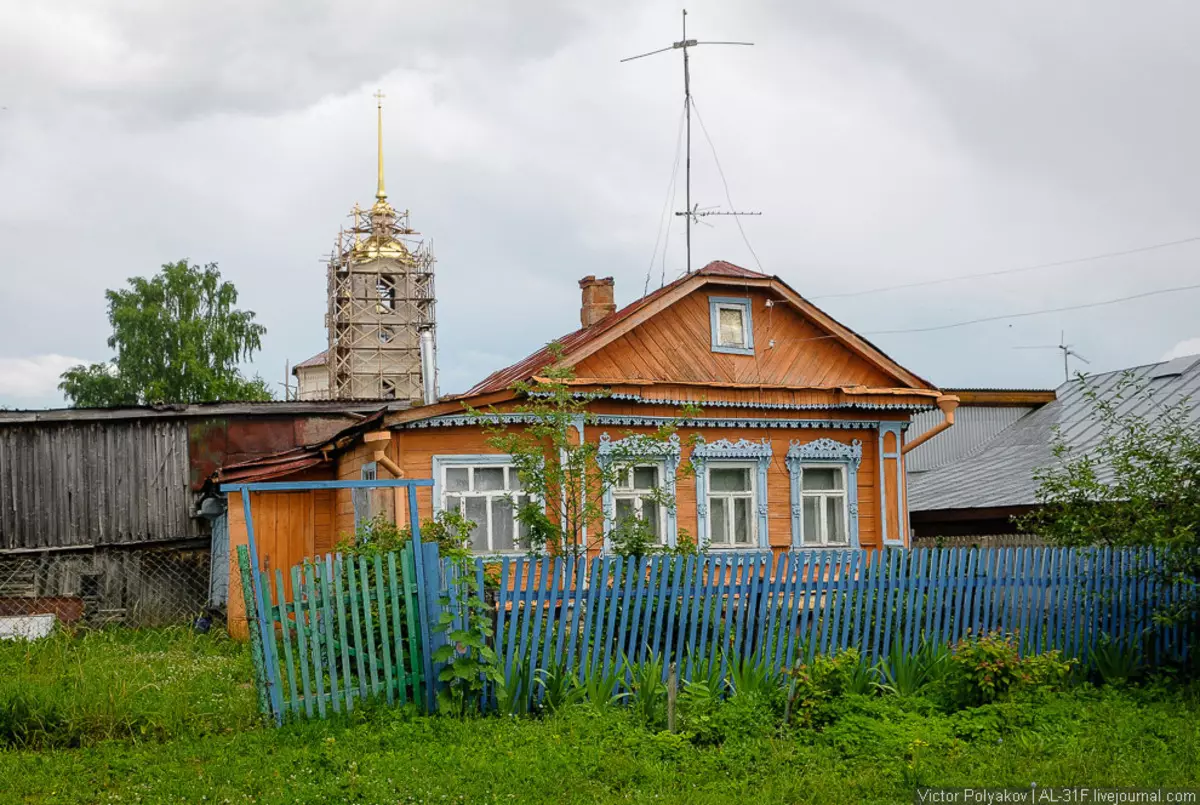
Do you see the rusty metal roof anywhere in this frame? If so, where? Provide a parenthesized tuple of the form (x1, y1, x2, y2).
(292, 350, 328, 371)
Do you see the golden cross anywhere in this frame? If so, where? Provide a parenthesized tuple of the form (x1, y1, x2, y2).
(373, 89, 385, 108)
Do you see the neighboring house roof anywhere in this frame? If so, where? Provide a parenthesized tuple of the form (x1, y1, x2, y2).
(461, 260, 936, 397)
(292, 350, 328, 372)
(908, 354, 1200, 512)
(0, 398, 408, 425)
(906, 403, 1042, 473)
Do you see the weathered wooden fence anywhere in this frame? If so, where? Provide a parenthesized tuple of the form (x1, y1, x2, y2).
(237, 542, 434, 724)
(478, 547, 1192, 688)
(243, 545, 1193, 723)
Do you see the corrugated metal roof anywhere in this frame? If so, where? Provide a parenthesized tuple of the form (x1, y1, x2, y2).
(0, 399, 407, 424)
(905, 405, 1037, 472)
(909, 354, 1200, 511)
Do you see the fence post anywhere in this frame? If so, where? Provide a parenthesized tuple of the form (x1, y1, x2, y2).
(236, 545, 270, 719)
(406, 485, 440, 712)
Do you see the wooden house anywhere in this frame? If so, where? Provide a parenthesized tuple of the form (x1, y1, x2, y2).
(220, 261, 956, 637)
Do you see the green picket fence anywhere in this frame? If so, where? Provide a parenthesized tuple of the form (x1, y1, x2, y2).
(237, 544, 425, 723)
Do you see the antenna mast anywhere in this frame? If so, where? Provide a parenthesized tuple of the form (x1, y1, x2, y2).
(1013, 330, 1091, 382)
(621, 9, 754, 273)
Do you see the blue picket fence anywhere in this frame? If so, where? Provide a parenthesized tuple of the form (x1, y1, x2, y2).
(246, 544, 1194, 721)
(458, 547, 1192, 693)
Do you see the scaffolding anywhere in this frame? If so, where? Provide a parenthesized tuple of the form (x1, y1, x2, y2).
(325, 92, 437, 402)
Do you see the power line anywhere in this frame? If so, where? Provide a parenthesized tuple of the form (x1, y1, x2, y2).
(690, 95, 766, 274)
(863, 282, 1200, 335)
(810, 234, 1200, 300)
(645, 104, 687, 295)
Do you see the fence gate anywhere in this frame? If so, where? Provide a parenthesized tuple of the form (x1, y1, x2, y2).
(223, 478, 437, 725)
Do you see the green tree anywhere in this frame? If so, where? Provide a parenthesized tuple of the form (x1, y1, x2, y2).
(59, 260, 271, 406)
(1019, 372, 1199, 634)
(470, 344, 697, 557)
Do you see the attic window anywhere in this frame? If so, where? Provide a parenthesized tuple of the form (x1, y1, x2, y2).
(376, 275, 396, 312)
(709, 296, 754, 355)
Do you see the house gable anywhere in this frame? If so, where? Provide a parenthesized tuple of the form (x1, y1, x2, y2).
(572, 284, 909, 389)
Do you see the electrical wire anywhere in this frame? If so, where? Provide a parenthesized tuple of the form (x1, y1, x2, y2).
(862, 282, 1200, 335)
(689, 95, 766, 273)
(810, 235, 1200, 300)
(645, 103, 687, 295)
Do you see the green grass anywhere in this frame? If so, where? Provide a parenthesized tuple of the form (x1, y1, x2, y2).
(2, 630, 1199, 804)
(0, 626, 257, 747)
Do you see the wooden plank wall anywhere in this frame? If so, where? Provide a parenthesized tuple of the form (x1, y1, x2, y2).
(574, 287, 902, 388)
(0, 420, 197, 550)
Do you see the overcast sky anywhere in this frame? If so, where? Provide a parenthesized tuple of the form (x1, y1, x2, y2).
(2, 1, 1198, 408)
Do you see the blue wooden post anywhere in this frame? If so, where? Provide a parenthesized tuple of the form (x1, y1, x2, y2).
(239, 490, 284, 724)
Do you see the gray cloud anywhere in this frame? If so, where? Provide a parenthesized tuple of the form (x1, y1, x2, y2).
(2, 0, 1198, 408)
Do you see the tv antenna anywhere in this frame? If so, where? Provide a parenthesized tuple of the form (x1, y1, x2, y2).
(621, 9, 756, 274)
(1014, 330, 1091, 382)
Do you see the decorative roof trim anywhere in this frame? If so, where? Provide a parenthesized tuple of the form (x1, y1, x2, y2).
(399, 412, 906, 432)
(524, 390, 935, 411)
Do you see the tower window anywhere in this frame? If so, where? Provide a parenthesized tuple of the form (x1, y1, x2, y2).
(381, 379, 397, 399)
(378, 326, 395, 343)
(376, 275, 396, 312)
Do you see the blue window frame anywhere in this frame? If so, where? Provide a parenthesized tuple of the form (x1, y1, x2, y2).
(596, 433, 681, 550)
(691, 437, 772, 549)
(709, 296, 754, 355)
(786, 438, 862, 549)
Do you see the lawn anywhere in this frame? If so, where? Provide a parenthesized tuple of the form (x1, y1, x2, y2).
(1, 629, 1198, 804)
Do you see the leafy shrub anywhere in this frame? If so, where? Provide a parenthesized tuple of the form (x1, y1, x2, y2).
(946, 631, 1074, 707)
(786, 649, 872, 728)
(1091, 635, 1144, 685)
(337, 510, 474, 557)
(877, 639, 950, 698)
(625, 654, 667, 727)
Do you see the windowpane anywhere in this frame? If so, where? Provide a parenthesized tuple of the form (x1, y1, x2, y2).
(633, 466, 658, 490)
(614, 468, 633, 490)
(710, 497, 728, 545)
(718, 306, 745, 347)
(516, 495, 531, 545)
(825, 496, 846, 544)
(802, 467, 841, 491)
(472, 467, 503, 491)
(445, 468, 469, 492)
(615, 498, 636, 525)
(733, 497, 752, 544)
(445, 493, 461, 515)
(464, 496, 487, 551)
(802, 497, 819, 545)
(492, 497, 515, 552)
(641, 497, 660, 539)
(710, 467, 750, 492)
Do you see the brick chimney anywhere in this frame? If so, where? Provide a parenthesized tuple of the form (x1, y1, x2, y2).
(579, 275, 616, 327)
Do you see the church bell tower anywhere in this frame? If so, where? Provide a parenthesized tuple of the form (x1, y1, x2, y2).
(325, 91, 437, 401)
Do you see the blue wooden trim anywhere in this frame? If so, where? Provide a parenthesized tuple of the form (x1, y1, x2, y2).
(878, 422, 905, 546)
(240, 490, 283, 724)
(220, 479, 433, 492)
(708, 295, 755, 355)
(596, 433, 681, 550)
(785, 438, 863, 550)
(690, 437, 772, 549)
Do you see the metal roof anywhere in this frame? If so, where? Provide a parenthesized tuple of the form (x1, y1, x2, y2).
(905, 404, 1038, 472)
(0, 399, 407, 424)
(908, 354, 1200, 511)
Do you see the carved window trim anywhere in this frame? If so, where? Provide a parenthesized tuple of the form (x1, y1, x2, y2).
(596, 433, 681, 549)
(786, 438, 862, 549)
(690, 437, 772, 549)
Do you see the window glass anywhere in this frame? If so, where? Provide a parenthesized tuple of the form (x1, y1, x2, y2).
(475, 467, 505, 491)
(710, 467, 750, 492)
(491, 497, 515, 552)
(445, 468, 470, 492)
(733, 498, 752, 544)
(802, 497, 819, 544)
(465, 495, 488, 552)
(633, 466, 659, 490)
(718, 306, 746, 347)
(826, 496, 846, 543)
(710, 497, 728, 545)
(615, 498, 635, 524)
(802, 467, 842, 491)
(642, 498, 660, 538)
